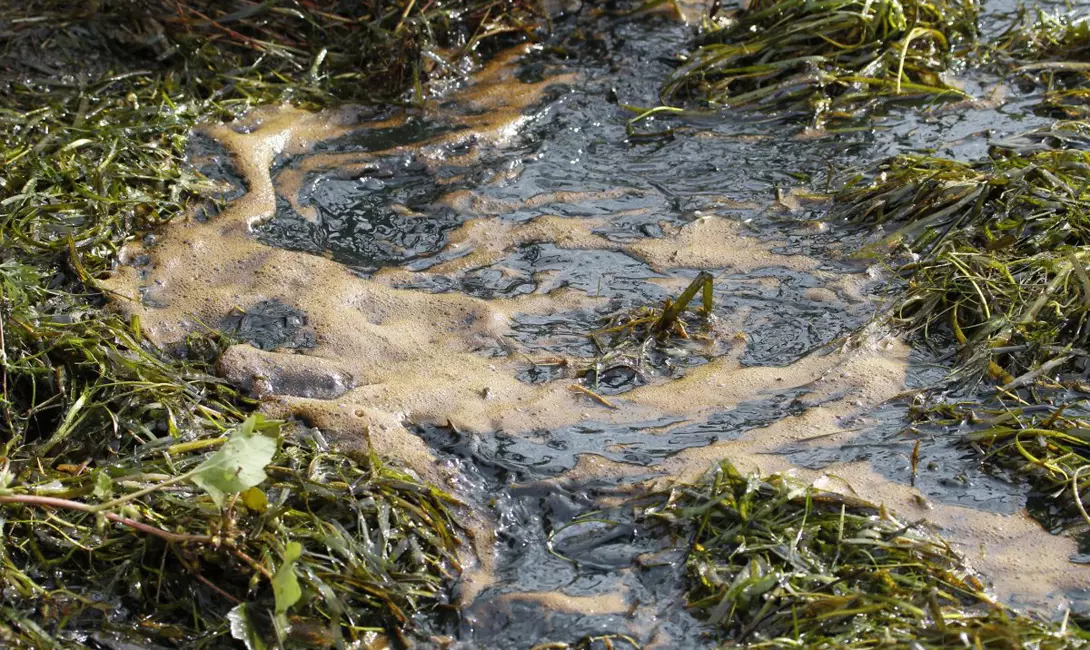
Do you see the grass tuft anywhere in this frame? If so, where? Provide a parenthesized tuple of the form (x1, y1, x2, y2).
(832, 134, 1090, 384)
(661, 0, 978, 124)
(643, 460, 1089, 648)
(581, 272, 716, 393)
(910, 394, 1090, 538)
(0, 415, 460, 648)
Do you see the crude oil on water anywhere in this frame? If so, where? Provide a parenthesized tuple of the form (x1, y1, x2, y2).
(101, 0, 1089, 646)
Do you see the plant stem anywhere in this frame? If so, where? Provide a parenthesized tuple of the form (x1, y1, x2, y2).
(0, 493, 214, 544)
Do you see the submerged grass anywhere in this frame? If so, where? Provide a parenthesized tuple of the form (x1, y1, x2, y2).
(643, 460, 1089, 648)
(661, 0, 978, 124)
(832, 128, 1090, 384)
(0, 1, 543, 646)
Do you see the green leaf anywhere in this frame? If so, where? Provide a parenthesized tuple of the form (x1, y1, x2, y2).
(93, 472, 113, 500)
(190, 414, 278, 506)
(273, 541, 304, 617)
(227, 603, 268, 650)
(241, 486, 268, 512)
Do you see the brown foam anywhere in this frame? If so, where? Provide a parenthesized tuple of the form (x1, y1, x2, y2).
(492, 589, 629, 616)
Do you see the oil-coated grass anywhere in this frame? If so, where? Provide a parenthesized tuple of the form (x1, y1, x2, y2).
(644, 461, 1089, 648)
(662, 0, 979, 123)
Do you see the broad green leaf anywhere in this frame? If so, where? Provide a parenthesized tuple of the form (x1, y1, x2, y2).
(190, 414, 278, 506)
(227, 603, 268, 650)
(273, 541, 304, 617)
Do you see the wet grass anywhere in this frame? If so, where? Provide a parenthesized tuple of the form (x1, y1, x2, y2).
(0, 1, 541, 646)
(831, 121, 1090, 601)
(832, 133, 1090, 385)
(0, 415, 460, 648)
(581, 272, 715, 395)
(644, 460, 1089, 648)
(660, 0, 979, 124)
(909, 393, 1090, 538)
(994, 7, 1090, 118)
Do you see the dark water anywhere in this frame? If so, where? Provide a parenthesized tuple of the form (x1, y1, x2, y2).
(192, 1, 1090, 645)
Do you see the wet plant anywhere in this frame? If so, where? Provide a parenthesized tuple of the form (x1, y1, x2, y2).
(832, 125, 1090, 385)
(908, 392, 1090, 538)
(580, 272, 715, 394)
(3, 1, 543, 107)
(0, 414, 460, 648)
(530, 634, 642, 650)
(993, 7, 1090, 118)
(641, 460, 1089, 648)
(660, 0, 979, 125)
(0, 0, 544, 645)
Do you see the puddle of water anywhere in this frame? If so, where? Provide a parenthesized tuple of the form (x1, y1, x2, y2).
(104, 3, 1090, 645)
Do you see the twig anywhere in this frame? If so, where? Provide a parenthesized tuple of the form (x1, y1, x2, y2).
(232, 548, 273, 580)
(172, 546, 242, 604)
(568, 384, 617, 409)
(1000, 354, 1073, 392)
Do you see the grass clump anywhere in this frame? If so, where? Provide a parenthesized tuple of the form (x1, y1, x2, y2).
(3, 1, 542, 106)
(578, 272, 715, 398)
(643, 460, 1088, 648)
(832, 134, 1090, 385)
(0, 414, 460, 648)
(661, 0, 978, 124)
(0, 1, 547, 645)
